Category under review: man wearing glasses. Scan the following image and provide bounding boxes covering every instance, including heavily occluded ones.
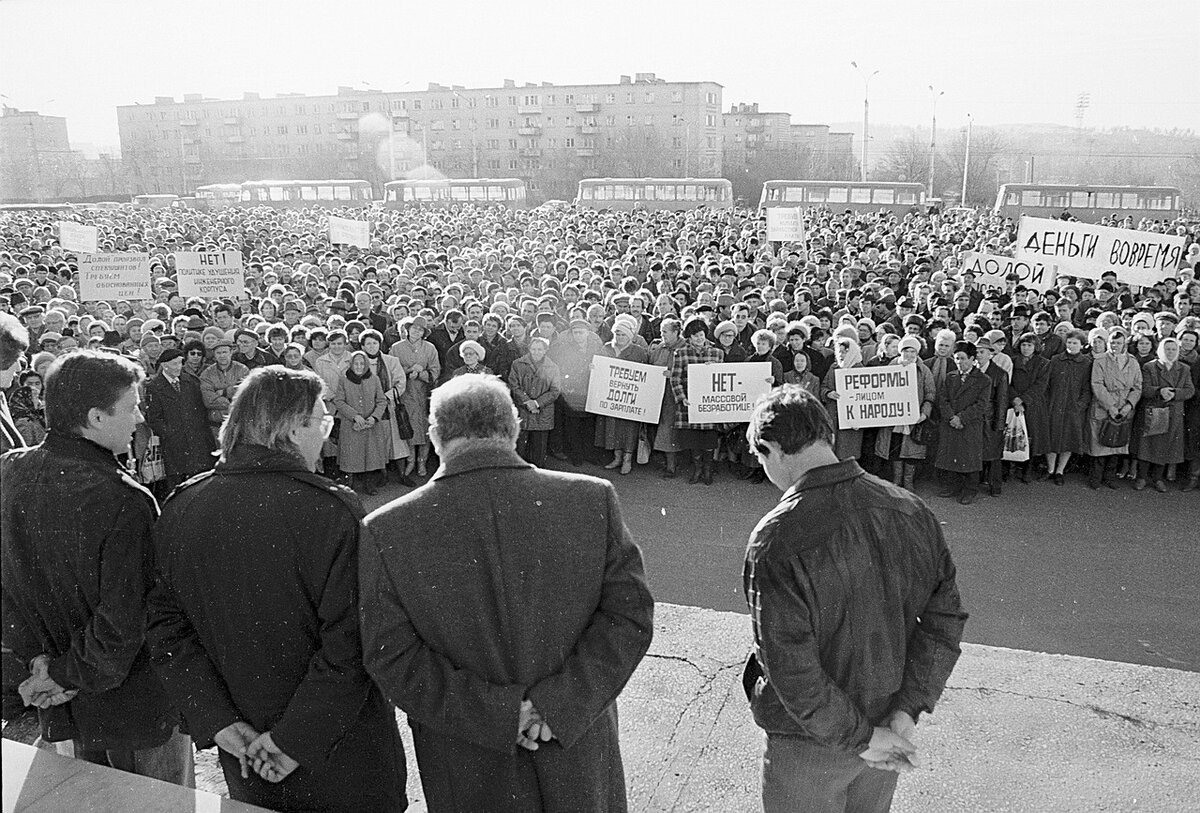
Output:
[147,366,407,812]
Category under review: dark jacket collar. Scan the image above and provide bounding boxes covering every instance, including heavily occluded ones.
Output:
[780,459,865,503]
[43,430,123,468]
[215,443,309,475]
[430,440,532,481]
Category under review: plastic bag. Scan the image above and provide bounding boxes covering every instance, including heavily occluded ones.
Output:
[1002,409,1030,462]
[139,435,166,483]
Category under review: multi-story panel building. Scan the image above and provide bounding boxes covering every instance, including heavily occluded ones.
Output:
[722,103,856,202]
[117,73,724,200]
[0,107,71,202]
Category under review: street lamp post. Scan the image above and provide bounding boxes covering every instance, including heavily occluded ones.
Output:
[928,85,943,200]
[961,113,973,206]
[850,61,878,182]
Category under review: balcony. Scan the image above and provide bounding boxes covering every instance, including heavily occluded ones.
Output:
[182,137,197,145]
[575,102,599,113]
[516,104,542,115]
[336,111,359,120]
[575,147,596,158]
[746,122,765,133]
[517,126,542,136]
[226,135,245,144]
[337,131,356,140]
[578,124,598,135]
[223,116,239,125]
[519,147,542,157]
[179,119,199,126]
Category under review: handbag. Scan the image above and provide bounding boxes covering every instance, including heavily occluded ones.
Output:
[910,418,936,446]
[1142,406,1170,438]
[1002,409,1030,462]
[395,403,414,440]
[1098,414,1131,448]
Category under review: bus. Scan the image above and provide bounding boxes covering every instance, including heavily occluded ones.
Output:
[575,178,734,211]
[0,203,75,213]
[194,183,243,210]
[759,181,925,214]
[133,193,180,209]
[238,179,374,208]
[992,184,1182,223]
[384,178,527,208]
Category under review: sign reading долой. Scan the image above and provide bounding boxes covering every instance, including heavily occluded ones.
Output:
[175,251,245,299]
[1014,216,1186,287]
[79,253,151,302]
[766,207,806,242]
[686,362,771,424]
[960,251,1056,293]
[585,357,666,424]
[834,365,920,429]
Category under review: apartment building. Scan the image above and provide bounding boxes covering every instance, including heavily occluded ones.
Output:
[722,103,855,201]
[0,107,71,202]
[116,73,724,200]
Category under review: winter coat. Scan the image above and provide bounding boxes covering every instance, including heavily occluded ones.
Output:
[1046,352,1092,454]
[980,361,1010,462]
[509,354,562,432]
[874,359,936,461]
[935,367,991,473]
[670,342,725,430]
[144,372,217,488]
[1088,351,1143,456]
[1136,360,1195,465]
[1009,353,1051,457]
[333,370,390,473]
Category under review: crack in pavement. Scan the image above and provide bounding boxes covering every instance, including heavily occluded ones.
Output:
[946,685,1196,732]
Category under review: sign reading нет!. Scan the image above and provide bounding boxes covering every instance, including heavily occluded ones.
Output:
[175,251,245,299]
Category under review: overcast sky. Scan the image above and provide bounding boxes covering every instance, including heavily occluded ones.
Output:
[2,0,1196,149]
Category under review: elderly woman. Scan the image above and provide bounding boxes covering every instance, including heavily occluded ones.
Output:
[739,329,785,483]
[670,317,725,485]
[873,335,935,491]
[1087,326,1142,489]
[452,339,492,378]
[598,316,650,475]
[1043,329,1093,484]
[1009,332,1051,482]
[1135,337,1196,492]
[649,318,685,477]
[1183,329,1200,492]
[361,329,413,487]
[390,316,439,478]
[509,336,561,467]
[333,350,390,495]
[821,336,866,461]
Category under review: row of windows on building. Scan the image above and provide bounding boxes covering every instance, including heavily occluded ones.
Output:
[131,89,721,121]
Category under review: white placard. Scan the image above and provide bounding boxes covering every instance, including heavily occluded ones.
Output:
[79,253,151,302]
[766,208,806,242]
[585,357,666,424]
[833,366,921,429]
[960,251,1057,293]
[686,362,772,424]
[57,221,99,254]
[175,251,245,299]
[328,216,370,248]
[1014,216,1186,288]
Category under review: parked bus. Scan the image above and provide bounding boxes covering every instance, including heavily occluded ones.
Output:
[0,203,75,213]
[194,183,243,210]
[759,181,925,214]
[132,193,180,209]
[992,184,1182,223]
[238,179,374,208]
[384,178,527,208]
[575,178,733,211]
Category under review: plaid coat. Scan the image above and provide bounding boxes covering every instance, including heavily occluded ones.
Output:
[670,343,725,430]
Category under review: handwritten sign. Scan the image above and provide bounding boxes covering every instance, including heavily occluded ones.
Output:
[686,362,771,423]
[766,207,806,242]
[79,253,151,302]
[328,216,370,248]
[960,251,1056,293]
[175,251,245,299]
[585,357,666,424]
[57,221,98,254]
[1014,216,1186,288]
[834,366,920,429]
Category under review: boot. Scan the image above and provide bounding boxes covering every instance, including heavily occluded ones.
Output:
[1182,474,1199,492]
[902,462,916,492]
[688,452,703,485]
[701,457,714,485]
[988,461,1002,497]
[891,460,904,486]
[1088,458,1104,490]
[661,452,678,479]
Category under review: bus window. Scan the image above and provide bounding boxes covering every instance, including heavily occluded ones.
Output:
[896,189,916,204]
[1005,190,1020,205]
[613,184,634,200]
[807,187,826,203]
[1094,192,1117,208]
[449,186,468,201]
[516,187,526,200]
[655,184,676,201]
[1120,193,1139,208]
[703,185,717,201]
[850,188,870,204]
[784,186,805,202]
[1070,191,1091,208]
[873,189,896,204]
[315,186,333,200]
[269,186,286,202]
[1021,190,1041,206]
[300,186,317,201]
[1043,191,1068,208]
[827,187,848,203]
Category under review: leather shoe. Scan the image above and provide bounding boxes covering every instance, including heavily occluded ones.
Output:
[1182,477,1199,493]
[957,492,977,505]
[1153,480,1168,493]
[1133,478,1147,491]
[937,487,959,499]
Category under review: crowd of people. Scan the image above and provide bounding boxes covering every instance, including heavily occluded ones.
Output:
[2,198,1197,500]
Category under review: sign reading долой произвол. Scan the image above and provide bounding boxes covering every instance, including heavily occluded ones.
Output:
[79,253,151,302]
[1014,216,1186,288]
[960,251,1056,293]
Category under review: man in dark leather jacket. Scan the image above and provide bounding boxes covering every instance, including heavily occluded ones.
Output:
[1,350,192,785]
[743,384,967,813]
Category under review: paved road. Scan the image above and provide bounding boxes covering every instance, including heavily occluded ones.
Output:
[361,460,1200,672]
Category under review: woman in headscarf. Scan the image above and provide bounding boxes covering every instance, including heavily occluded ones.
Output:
[1182,328,1200,491]
[670,317,725,485]
[649,317,685,477]
[361,329,414,487]
[597,315,650,475]
[333,350,390,495]
[1009,332,1051,482]
[389,316,440,478]
[509,335,561,468]
[1043,328,1093,485]
[821,335,865,461]
[873,334,935,491]
[1087,326,1141,489]
[1134,337,1195,492]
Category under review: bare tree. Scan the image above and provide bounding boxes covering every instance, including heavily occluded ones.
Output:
[878,132,930,186]
[939,128,1007,205]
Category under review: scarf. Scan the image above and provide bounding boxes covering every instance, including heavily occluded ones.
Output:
[365,349,391,392]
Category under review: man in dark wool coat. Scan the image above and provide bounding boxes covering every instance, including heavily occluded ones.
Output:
[361,373,654,813]
[147,366,407,812]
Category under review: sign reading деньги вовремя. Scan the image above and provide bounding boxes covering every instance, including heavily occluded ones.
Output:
[1014,216,1186,287]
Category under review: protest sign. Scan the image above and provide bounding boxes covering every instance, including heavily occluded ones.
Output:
[79,253,151,302]
[585,357,666,424]
[1014,216,1186,288]
[175,250,245,299]
[766,207,806,242]
[686,362,771,424]
[57,221,98,254]
[834,365,920,429]
[328,216,370,248]
[960,251,1056,293]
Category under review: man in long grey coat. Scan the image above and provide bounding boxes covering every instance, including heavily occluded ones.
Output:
[361,373,654,813]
